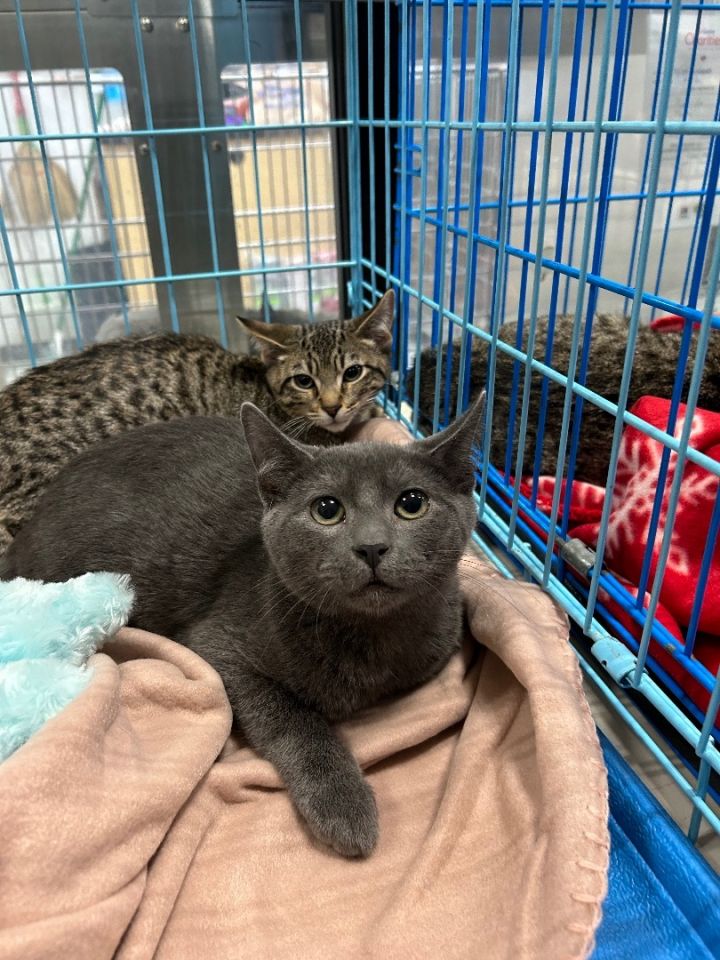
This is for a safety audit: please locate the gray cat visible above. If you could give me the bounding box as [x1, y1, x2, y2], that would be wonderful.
[411, 313, 720, 485]
[0, 396, 483, 857]
[0, 291, 394, 549]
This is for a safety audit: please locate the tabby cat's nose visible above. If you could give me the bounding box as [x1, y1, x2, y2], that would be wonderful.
[323, 404, 341, 418]
[354, 543, 389, 571]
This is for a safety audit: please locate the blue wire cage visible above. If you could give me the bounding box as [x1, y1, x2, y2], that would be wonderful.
[1, 0, 719, 952]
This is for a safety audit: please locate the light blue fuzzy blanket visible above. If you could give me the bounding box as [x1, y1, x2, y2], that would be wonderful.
[0, 572, 134, 762]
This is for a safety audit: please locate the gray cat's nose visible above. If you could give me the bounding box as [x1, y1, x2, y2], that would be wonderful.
[354, 543, 389, 571]
[323, 404, 341, 418]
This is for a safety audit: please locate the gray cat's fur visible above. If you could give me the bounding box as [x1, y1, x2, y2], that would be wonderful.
[411, 314, 720, 485]
[0, 397, 483, 857]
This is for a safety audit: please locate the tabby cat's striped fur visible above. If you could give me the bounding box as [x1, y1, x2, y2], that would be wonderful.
[0, 291, 394, 548]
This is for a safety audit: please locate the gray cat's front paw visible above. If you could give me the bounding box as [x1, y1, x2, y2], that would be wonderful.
[297, 773, 378, 858]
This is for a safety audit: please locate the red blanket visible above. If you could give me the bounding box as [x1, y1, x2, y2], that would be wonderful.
[519, 396, 720, 716]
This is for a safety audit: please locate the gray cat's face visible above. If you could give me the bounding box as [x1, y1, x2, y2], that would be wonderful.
[237, 291, 394, 436]
[241, 396, 483, 617]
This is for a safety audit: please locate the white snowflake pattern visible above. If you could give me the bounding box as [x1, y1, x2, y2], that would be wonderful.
[605, 433, 658, 555]
[605, 411, 717, 578]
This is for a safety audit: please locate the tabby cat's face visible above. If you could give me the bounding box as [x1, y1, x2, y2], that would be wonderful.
[238, 291, 394, 435]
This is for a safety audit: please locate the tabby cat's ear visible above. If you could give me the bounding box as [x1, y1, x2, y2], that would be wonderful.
[241, 402, 314, 503]
[414, 391, 486, 492]
[236, 315, 302, 365]
[350, 289, 394, 354]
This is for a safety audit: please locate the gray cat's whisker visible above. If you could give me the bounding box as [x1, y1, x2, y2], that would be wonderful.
[276, 587, 327, 627]
[255, 588, 307, 623]
[313, 585, 334, 645]
[254, 571, 330, 623]
[295, 588, 327, 628]
[413, 576, 452, 610]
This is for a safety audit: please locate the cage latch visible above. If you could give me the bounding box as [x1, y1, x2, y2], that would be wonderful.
[559, 538, 597, 577]
[591, 638, 637, 688]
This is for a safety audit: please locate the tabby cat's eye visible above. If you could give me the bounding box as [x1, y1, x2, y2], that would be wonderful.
[395, 489, 429, 520]
[343, 364, 363, 383]
[311, 496, 346, 525]
[293, 373, 315, 390]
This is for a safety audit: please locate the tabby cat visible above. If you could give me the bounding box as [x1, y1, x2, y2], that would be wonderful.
[411, 313, 720, 485]
[0, 291, 394, 548]
[0, 397, 484, 857]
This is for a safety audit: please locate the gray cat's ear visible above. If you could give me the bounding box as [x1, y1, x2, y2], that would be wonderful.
[350, 289, 394, 354]
[241, 402, 313, 503]
[414, 391, 486, 492]
[236, 315, 301, 365]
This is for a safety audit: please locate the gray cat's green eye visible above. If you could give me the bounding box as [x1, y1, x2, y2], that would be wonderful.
[311, 496, 346, 525]
[293, 374, 315, 390]
[343, 364, 363, 383]
[395, 489, 429, 520]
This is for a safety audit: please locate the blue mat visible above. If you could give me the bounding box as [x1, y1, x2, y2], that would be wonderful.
[593, 734, 720, 960]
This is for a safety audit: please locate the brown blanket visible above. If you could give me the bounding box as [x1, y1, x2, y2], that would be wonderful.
[0, 420, 609, 960]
